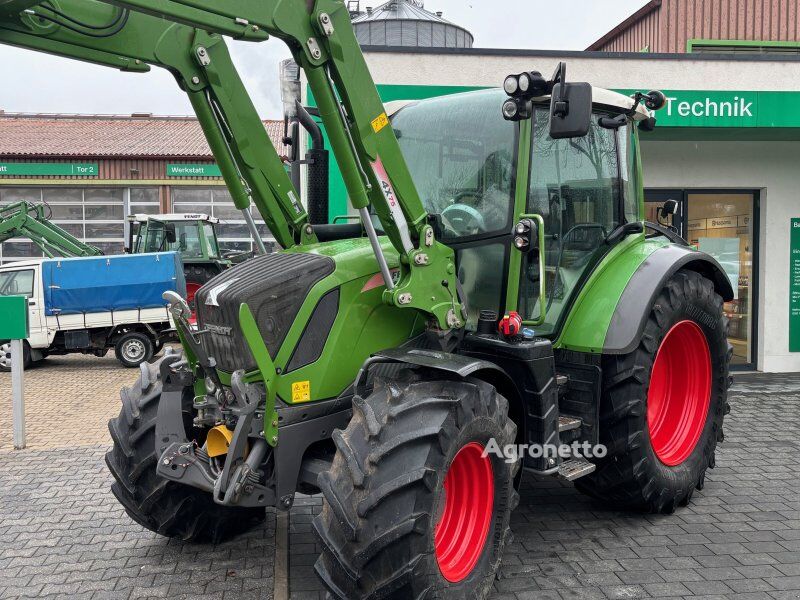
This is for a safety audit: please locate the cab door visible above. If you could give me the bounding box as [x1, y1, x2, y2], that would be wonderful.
[0, 265, 45, 344]
[504, 108, 632, 338]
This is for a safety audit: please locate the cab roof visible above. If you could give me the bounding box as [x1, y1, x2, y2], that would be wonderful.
[385, 86, 652, 120]
[127, 213, 219, 224]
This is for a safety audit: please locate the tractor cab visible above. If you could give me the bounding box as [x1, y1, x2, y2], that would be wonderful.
[128, 213, 223, 262]
[390, 81, 662, 338]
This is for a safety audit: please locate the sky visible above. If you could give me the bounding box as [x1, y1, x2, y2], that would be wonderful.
[0, 0, 649, 119]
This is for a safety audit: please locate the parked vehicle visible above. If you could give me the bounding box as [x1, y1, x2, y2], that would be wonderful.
[0, 252, 185, 371]
[127, 213, 247, 307]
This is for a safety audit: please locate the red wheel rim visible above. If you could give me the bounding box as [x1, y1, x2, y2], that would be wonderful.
[647, 320, 712, 466]
[434, 442, 494, 583]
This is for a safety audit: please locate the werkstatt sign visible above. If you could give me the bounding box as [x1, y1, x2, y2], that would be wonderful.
[167, 163, 222, 177]
[790, 219, 800, 353]
[0, 163, 98, 176]
[616, 90, 800, 128]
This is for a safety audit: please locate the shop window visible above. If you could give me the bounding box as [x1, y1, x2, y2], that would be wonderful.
[0, 187, 39, 205]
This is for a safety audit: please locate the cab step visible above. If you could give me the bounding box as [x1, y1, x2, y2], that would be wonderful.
[558, 415, 582, 433]
[558, 458, 596, 481]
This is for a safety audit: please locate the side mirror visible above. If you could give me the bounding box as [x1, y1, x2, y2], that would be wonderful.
[660, 199, 679, 219]
[165, 223, 177, 244]
[549, 82, 593, 139]
[644, 90, 667, 111]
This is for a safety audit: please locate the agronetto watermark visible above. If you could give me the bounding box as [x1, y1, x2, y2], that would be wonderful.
[482, 439, 607, 464]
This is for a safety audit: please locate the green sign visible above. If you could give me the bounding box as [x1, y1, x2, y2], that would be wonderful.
[0, 162, 98, 176]
[167, 163, 222, 177]
[0, 296, 29, 339]
[791, 218, 800, 353]
[617, 90, 800, 128]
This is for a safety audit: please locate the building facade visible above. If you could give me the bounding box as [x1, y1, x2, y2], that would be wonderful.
[587, 0, 800, 53]
[0, 113, 287, 262]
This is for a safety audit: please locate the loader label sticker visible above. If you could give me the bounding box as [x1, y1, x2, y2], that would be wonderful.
[292, 381, 311, 403]
[371, 157, 414, 253]
[371, 112, 389, 134]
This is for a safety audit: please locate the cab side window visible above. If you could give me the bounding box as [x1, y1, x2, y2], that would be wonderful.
[0, 269, 35, 299]
[519, 109, 623, 332]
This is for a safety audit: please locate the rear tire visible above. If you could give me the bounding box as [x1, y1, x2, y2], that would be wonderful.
[314, 371, 518, 599]
[575, 269, 731, 512]
[114, 332, 154, 368]
[105, 354, 265, 542]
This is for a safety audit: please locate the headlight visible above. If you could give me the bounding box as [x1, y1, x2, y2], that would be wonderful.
[502, 98, 519, 120]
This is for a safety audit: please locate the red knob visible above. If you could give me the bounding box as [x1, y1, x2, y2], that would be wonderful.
[498, 311, 522, 337]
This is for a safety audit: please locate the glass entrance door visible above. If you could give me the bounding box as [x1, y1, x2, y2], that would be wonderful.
[645, 189, 758, 370]
[686, 192, 757, 368]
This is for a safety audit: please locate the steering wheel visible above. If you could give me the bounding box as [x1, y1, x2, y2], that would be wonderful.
[441, 202, 486, 237]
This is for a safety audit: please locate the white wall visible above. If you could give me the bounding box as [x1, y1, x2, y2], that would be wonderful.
[364, 50, 800, 92]
[641, 140, 800, 373]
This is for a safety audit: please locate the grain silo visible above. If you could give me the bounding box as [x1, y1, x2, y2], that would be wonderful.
[350, 0, 474, 49]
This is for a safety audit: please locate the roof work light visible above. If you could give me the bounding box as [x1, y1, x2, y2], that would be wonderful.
[502, 70, 549, 122]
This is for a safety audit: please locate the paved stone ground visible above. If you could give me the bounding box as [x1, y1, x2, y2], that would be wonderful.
[0, 353, 158, 452]
[4, 358, 800, 600]
[0, 445, 277, 600]
[287, 372, 800, 599]
[0, 352, 275, 600]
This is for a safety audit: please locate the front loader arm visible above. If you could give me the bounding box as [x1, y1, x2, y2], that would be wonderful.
[108, 0, 465, 329]
[0, 201, 104, 257]
[0, 0, 314, 249]
[1, 0, 465, 329]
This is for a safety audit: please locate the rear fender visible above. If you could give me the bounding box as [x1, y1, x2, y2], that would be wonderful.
[557, 237, 733, 355]
[602, 245, 733, 355]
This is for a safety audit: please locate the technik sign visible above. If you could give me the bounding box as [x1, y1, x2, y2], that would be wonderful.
[617, 90, 800, 128]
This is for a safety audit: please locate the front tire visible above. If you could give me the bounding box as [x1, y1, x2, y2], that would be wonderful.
[314, 371, 518, 599]
[0, 340, 31, 372]
[105, 354, 265, 542]
[575, 269, 731, 512]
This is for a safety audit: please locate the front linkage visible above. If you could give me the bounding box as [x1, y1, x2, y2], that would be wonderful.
[150, 294, 351, 511]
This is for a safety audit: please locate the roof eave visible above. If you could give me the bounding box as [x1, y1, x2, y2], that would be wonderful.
[586, 0, 661, 51]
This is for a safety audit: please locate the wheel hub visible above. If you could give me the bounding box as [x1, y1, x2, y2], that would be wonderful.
[434, 442, 494, 583]
[123, 340, 145, 361]
[647, 320, 712, 466]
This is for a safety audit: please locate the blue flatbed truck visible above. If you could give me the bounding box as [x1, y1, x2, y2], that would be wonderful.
[0, 252, 186, 370]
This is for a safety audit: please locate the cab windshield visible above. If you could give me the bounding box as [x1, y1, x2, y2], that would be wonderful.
[392, 89, 516, 241]
[136, 220, 220, 259]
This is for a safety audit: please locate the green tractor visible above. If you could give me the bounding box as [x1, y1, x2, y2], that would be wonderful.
[1, 2, 731, 598]
[127, 213, 236, 308]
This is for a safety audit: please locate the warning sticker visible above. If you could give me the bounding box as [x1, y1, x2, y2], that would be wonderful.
[371, 112, 389, 134]
[291, 380, 311, 403]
